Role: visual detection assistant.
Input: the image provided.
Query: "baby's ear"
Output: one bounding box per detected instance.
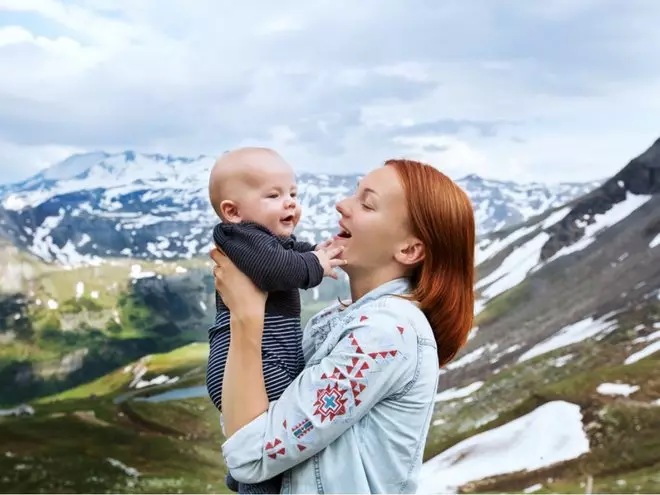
[219,200,241,223]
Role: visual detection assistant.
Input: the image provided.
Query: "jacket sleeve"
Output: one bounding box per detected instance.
[221,308,418,483]
[214,224,324,291]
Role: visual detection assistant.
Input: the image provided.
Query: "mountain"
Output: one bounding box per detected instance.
[418,137,660,493]
[0,151,598,265]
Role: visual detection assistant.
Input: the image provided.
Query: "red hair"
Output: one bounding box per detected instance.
[385,159,475,367]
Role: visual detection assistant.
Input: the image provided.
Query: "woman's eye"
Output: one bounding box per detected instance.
[361,203,374,210]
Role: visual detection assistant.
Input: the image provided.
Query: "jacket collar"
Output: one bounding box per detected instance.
[344,277,412,312]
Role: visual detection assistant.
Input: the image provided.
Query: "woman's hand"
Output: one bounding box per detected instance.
[210,246,267,321]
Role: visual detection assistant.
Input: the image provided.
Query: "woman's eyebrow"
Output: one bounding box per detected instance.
[356,180,378,196]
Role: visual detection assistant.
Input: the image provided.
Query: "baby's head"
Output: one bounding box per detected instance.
[208,147,301,237]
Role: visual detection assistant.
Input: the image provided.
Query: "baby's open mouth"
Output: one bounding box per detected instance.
[280,214,295,223]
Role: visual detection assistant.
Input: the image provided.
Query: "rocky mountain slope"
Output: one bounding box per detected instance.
[418,137,660,493]
[0,151,597,265]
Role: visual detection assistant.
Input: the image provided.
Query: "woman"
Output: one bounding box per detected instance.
[211,159,475,493]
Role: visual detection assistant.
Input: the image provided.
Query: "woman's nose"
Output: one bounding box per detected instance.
[336,198,349,216]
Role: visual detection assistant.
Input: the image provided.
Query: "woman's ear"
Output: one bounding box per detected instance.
[220,200,241,223]
[395,238,425,266]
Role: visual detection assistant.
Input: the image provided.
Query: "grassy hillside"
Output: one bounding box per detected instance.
[0,247,216,406]
[0,343,232,494]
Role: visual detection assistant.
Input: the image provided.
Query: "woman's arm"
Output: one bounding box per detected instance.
[221,311,269,437]
[220,308,417,484]
[211,246,270,435]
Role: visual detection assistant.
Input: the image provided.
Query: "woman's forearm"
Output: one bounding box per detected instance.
[222,312,269,437]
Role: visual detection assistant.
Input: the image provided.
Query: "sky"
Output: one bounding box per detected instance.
[0,0,659,185]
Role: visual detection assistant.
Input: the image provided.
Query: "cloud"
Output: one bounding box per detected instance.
[0,0,659,184]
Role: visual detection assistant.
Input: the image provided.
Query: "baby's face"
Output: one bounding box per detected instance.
[239,167,301,237]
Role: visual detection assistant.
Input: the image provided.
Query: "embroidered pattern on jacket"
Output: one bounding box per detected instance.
[313,382,349,422]
[265,437,286,459]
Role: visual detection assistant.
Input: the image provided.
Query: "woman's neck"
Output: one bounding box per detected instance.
[348,266,405,302]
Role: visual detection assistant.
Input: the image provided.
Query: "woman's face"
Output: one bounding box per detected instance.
[334,166,413,272]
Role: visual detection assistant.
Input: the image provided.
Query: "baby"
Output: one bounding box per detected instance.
[205,147,342,494]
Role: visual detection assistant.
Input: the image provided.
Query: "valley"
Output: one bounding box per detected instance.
[0,139,659,493]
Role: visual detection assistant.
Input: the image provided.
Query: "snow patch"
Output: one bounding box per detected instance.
[107,457,140,477]
[446,346,486,370]
[47,299,58,310]
[523,483,544,493]
[549,353,574,367]
[0,404,35,417]
[417,401,590,494]
[434,381,484,403]
[541,206,570,229]
[632,329,660,344]
[596,383,639,397]
[518,315,618,363]
[475,225,537,265]
[624,339,660,365]
[476,232,549,301]
[75,281,84,299]
[135,374,180,389]
[650,232,660,249]
[130,264,156,279]
[548,192,653,262]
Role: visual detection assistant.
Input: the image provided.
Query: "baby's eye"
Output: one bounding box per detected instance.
[267,193,279,199]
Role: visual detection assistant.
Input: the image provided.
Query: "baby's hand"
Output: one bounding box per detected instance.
[315,239,333,251]
[313,246,347,280]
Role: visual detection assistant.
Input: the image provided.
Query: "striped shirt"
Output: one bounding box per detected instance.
[206,221,324,412]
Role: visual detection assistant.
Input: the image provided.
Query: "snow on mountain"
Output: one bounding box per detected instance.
[0,151,597,266]
[475,137,660,314]
[417,401,590,494]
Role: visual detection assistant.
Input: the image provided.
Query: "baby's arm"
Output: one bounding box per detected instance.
[291,239,316,253]
[213,223,324,292]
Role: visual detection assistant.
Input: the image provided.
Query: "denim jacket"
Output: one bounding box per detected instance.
[221,278,439,493]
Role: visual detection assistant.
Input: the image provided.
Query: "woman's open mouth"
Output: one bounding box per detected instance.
[336,222,352,239]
